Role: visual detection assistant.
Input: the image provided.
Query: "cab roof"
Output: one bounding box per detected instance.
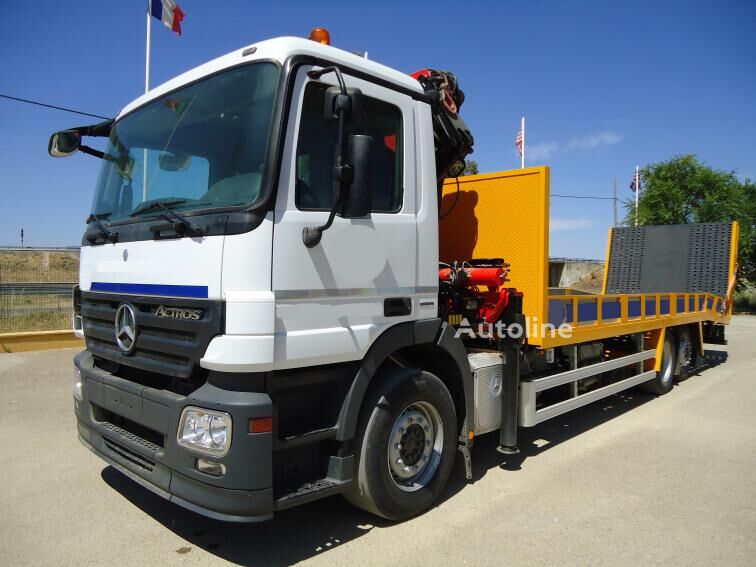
[118,36,423,119]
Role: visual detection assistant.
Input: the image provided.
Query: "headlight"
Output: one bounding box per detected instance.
[177,407,232,456]
[73,367,83,401]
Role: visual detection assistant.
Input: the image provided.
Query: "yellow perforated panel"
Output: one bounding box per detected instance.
[440,167,550,335]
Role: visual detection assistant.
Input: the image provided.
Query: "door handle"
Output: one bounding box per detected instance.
[384,297,411,317]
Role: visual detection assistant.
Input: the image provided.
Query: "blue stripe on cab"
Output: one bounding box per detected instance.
[91,282,208,299]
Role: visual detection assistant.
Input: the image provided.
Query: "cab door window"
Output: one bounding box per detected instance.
[295,82,403,212]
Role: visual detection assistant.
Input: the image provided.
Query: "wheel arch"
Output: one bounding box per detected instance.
[394,347,468,432]
[336,320,473,443]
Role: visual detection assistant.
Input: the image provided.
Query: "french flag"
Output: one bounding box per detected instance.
[150,0,185,35]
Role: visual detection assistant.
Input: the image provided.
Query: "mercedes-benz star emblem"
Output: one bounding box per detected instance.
[114,303,137,354]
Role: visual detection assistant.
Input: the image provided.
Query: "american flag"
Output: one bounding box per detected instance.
[515,129,524,157]
[630,169,641,192]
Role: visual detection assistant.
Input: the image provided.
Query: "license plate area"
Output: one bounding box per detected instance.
[104,384,143,421]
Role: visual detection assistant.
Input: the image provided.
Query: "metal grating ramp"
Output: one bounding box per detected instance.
[605,223,733,296]
[686,223,732,297]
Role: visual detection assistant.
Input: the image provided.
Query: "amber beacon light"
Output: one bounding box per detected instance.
[308,27,331,45]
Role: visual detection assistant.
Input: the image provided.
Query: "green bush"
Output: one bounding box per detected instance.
[733,288,756,313]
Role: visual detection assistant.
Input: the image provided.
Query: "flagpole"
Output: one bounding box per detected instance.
[145,1,152,93]
[143,1,152,201]
[521,116,525,169]
[634,165,639,227]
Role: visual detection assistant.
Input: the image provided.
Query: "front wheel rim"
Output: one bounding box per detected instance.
[387,401,444,492]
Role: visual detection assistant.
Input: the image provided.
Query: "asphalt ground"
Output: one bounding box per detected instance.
[1,317,754,566]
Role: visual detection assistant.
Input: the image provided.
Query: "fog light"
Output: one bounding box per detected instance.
[196,459,226,476]
[73,367,83,401]
[177,407,232,456]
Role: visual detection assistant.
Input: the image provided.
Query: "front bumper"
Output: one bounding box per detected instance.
[74,351,275,522]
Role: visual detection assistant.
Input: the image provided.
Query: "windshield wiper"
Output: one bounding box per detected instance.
[130,198,188,217]
[139,201,206,237]
[85,212,117,243]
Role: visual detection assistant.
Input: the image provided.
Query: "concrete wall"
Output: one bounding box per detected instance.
[549,260,605,291]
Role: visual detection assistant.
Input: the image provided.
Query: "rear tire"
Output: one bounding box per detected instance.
[640,332,676,395]
[344,369,457,521]
[675,326,695,381]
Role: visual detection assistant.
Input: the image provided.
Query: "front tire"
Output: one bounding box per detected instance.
[640,332,676,395]
[344,369,457,520]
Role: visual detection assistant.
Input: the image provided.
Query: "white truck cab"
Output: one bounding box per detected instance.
[57,34,478,522]
[79,37,439,373]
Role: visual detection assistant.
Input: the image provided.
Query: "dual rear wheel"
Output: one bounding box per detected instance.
[641,325,696,395]
[675,327,695,381]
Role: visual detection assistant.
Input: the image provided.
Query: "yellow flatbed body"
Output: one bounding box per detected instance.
[440,167,738,349]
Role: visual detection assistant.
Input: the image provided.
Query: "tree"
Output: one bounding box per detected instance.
[624,154,754,285]
[463,160,479,175]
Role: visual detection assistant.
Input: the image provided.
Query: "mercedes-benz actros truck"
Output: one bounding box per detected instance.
[49,30,737,523]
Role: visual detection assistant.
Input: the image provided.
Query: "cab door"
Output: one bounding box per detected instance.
[271,65,419,370]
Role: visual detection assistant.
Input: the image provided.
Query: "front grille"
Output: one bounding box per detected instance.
[103,438,157,472]
[100,421,164,453]
[139,327,194,343]
[92,404,165,449]
[81,291,222,379]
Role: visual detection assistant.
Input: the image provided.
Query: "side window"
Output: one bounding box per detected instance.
[295,82,403,212]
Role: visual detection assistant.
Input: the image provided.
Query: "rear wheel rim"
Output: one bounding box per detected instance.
[387,401,444,493]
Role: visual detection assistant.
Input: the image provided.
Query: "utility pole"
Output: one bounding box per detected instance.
[634,165,640,227]
[145,0,152,93]
[613,178,618,227]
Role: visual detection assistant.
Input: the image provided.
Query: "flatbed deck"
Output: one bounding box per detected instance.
[440,167,737,349]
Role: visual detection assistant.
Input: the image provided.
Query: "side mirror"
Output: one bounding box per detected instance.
[48,130,81,157]
[342,134,373,218]
[323,86,363,122]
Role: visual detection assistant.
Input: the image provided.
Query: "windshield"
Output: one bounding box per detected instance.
[90,62,279,223]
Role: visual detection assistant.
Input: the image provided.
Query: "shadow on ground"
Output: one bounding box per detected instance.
[102,349,728,566]
[697,348,728,372]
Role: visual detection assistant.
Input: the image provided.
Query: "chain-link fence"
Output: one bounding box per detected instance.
[0,249,79,333]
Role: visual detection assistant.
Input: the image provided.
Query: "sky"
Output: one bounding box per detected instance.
[0,0,754,258]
